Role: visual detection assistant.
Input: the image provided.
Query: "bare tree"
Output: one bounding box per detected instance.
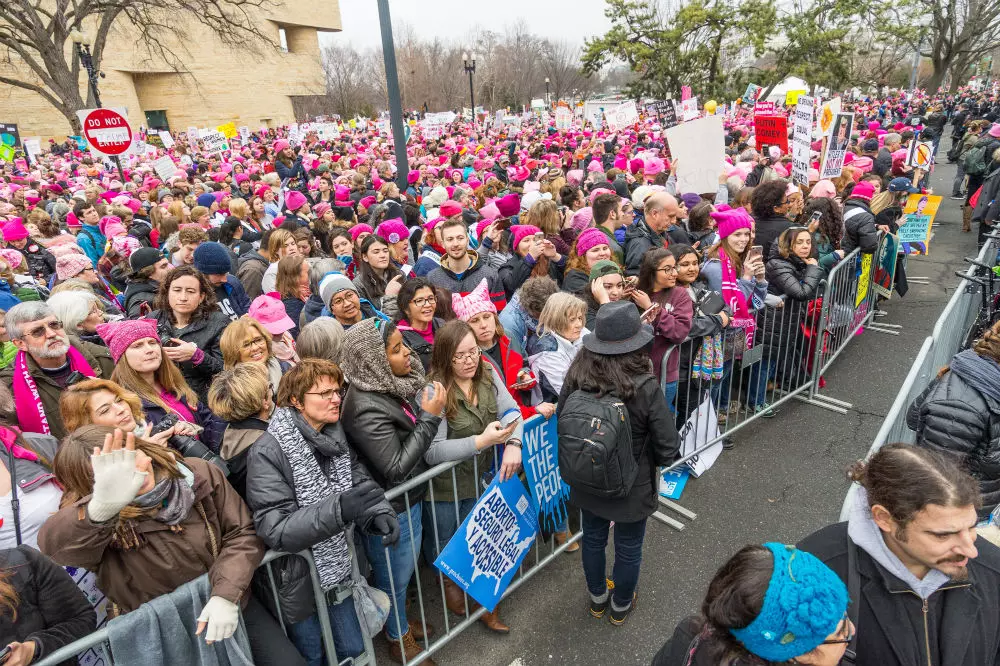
[920,0,1000,92]
[0,0,275,132]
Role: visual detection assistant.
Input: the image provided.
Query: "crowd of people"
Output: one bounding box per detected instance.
[0,84,995,666]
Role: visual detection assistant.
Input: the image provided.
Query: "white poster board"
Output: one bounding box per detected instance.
[679,97,700,121]
[152,155,178,181]
[200,129,229,154]
[605,101,639,132]
[157,131,174,149]
[820,112,855,179]
[791,95,815,186]
[664,115,725,194]
[555,107,573,131]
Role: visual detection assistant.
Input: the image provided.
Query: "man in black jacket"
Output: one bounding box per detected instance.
[798,443,1000,666]
[841,181,883,254]
[123,247,171,318]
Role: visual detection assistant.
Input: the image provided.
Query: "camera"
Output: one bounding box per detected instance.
[149,413,230,476]
[158,324,178,347]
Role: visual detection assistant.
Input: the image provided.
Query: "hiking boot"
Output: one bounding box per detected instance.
[442,578,471,616]
[386,629,434,665]
[590,579,615,618]
[409,620,434,641]
[609,592,637,626]
[555,530,580,553]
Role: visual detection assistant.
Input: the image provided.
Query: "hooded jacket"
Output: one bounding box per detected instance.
[75,224,105,268]
[427,250,506,311]
[842,200,880,254]
[624,218,668,276]
[499,252,565,301]
[299,293,325,330]
[150,309,229,402]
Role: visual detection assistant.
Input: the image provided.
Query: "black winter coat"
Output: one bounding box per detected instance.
[123,279,159,318]
[0,546,96,666]
[764,255,824,301]
[236,251,269,300]
[398,318,442,373]
[340,387,442,514]
[907,367,1000,519]
[798,522,1000,666]
[498,253,565,301]
[557,375,679,523]
[18,243,56,282]
[752,214,792,259]
[651,616,761,666]
[842,201,879,254]
[624,219,668,276]
[150,309,228,402]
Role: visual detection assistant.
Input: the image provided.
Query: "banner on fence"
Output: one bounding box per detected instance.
[755,115,788,153]
[521,416,569,531]
[434,477,538,611]
[856,253,872,307]
[873,233,899,299]
[898,194,940,255]
[664,115,724,194]
[792,95,815,186]
[679,395,722,477]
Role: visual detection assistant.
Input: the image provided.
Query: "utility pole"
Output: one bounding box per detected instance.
[376,0,409,190]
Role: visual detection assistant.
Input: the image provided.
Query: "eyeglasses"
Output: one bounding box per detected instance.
[22,320,63,339]
[306,387,346,402]
[331,292,358,307]
[453,348,481,363]
[242,336,267,350]
[411,295,436,307]
[822,613,855,645]
[657,265,679,274]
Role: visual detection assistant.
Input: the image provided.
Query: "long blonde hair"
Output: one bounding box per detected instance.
[111,347,200,414]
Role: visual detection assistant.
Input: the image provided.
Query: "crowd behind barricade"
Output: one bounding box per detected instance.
[0,86,997,666]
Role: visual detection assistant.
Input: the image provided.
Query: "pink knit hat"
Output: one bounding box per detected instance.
[375,219,409,244]
[570,207,594,234]
[849,181,876,202]
[575,227,609,256]
[273,139,290,153]
[96,318,159,363]
[56,252,93,280]
[510,224,542,251]
[284,190,307,212]
[711,208,753,239]
[478,201,501,221]
[103,221,127,238]
[809,180,837,199]
[98,215,122,236]
[358,195,377,210]
[1,220,28,242]
[495,193,520,218]
[452,279,496,321]
[0,249,23,270]
[111,235,141,259]
[350,223,374,243]
[439,201,463,218]
[249,293,295,335]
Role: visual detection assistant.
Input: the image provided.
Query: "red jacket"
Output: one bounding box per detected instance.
[482,335,537,419]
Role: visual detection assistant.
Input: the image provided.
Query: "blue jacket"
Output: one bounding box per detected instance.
[413,246,442,277]
[0,280,21,311]
[76,224,106,268]
[221,274,251,317]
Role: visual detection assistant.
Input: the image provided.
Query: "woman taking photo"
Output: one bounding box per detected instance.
[423,320,523,634]
[39,426,302,665]
[246,359,399,665]
[353,234,403,318]
[802,197,845,270]
[561,228,616,295]
[635,249,693,412]
[652,543,850,666]
[559,301,679,625]
[499,225,565,301]
[395,277,442,372]
[581,260,632,331]
[339,319,446,663]
[100,318,225,454]
[526,292,589,405]
[150,266,228,402]
[275,255,310,339]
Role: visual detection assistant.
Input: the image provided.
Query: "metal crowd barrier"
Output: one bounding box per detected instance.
[36,548,369,666]
[838,236,1000,520]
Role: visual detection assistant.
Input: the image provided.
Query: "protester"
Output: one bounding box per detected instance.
[261,228,299,294]
[46,290,105,346]
[562,227,617,295]
[275,255,310,338]
[624,192,676,275]
[749,179,793,255]
[207,363,274,500]
[499,224,565,299]
[123,247,171,318]
[427,218,506,310]
[353,234,403,317]
[296,316,345,364]
[192,241,251,321]
[527,292,589,404]
[395,277,442,372]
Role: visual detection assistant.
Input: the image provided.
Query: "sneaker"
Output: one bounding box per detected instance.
[609,592,637,626]
[754,403,777,418]
[951,194,965,200]
[589,579,615,618]
[722,436,735,450]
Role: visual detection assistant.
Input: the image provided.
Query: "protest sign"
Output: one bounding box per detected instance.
[238,126,250,143]
[146,133,164,149]
[754,115,788,153]
[679,97,699,121]
[898,194,940,255]
[158,131,174,149]
[555,107,573,131]
[873,233,899,299]
[0,124,21,162]
[216,122,238,139]
[22,138,40,164]
[646,100,677,127]
[818,98,842,137]
[152,155,178,181]
[742,83,762,105]
[520,416,570,531]
[659,468,690,500]
[434,477,538,612]
[906,140,934,169]
[856,253,872,307]
[754,101,775,116]
[665,115,724,195]
[187,127,199,145]
[820,112,855,179]
[605,101,639,131]
[785,89,808,106]
[791,95,815,186]
[200,129,229,154]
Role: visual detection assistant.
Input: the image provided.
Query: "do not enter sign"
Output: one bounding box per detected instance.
[76,107,132,156]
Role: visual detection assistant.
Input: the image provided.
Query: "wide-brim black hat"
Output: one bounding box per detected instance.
[582,300,654,355]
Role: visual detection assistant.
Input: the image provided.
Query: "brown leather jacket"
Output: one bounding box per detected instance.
[38,457,264,613]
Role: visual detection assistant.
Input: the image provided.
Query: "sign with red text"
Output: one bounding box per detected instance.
[76,107,132,157]
[754,115,788,153]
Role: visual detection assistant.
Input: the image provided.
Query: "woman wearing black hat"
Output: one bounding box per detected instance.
[558,300,679,626]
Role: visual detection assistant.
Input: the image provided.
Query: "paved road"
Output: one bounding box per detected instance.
[417,146,978,666]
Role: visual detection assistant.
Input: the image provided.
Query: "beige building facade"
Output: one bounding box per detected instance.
[0,0,340,140]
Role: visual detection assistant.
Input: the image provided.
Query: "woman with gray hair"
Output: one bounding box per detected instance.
[296,316,346,364]
[45,290,105,347]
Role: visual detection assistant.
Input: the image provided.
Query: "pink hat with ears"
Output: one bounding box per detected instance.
[65,212,81,228]
[474,218,492,240]
[587,160,604,173]
[350,223,374,243]
[567,169,584,185]
[451,279,497,321]
[614,154,627,171]
[711,208,753,239]
[510,224,542,251]
[96,318,160,363]
[359,195,377,210]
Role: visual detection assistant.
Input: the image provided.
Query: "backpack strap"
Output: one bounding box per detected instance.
[843,535,861,664]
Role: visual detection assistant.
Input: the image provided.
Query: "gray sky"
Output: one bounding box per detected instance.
[319,0,613,50]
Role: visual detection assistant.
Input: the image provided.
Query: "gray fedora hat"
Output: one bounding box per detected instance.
[582,301,653,355]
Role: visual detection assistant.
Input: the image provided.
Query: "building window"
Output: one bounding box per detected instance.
[278,27,288,53]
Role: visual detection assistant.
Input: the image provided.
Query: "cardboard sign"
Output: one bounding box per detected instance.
[856,253,872,308]
[520,415,570,532]
[22,138,40,164]
[605,101,639,132]
[820,112,855,178]
[200,129,229,154]
[157,131,174,149]
[554,107,573,131]
[754,115,788,153]
[216,122,238,139]
[434,477,538,612]
[898,194,941,255]
[679,97,699,121]
[187,127,199,145]
[785,90,808,106]
[819,98,843,137]
[906,140,934,169]
[152,155,178,181]
[873,233,899,299]
[238,126,250,143]
[792,95,815,186]
[754,101,776,116]
[664,115,725,194]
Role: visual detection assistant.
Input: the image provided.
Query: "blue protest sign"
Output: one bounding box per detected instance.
[434,477,539,611]
[659,468,690,500]
[521,415,570,531]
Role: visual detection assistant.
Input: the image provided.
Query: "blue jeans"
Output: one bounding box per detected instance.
[746,359,775,408]
[362,503,422,640]
[422,498,477,565]
[289,595,364,666]
[580,509,647,607]
[662,381,678,415]
[713,359,734,409]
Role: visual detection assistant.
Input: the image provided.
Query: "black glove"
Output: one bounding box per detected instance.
[369,513,400,547]
[338,480,385,523]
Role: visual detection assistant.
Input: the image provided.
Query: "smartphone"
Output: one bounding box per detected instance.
[495,217,511,231]
[748,245,763,261]
[625,275,638,288]
[499,408,521,428]
[534,232,545,241]
[0,645,12,665]
[809,211,822,224]
[423,383,435,401]
[640,303,661,322]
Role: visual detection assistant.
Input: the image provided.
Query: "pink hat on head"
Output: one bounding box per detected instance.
[313,202,331,218]
[350,223,374,243]
[1,219,29,242]
[249,293,295,335]
[575,227,609,256]
[111,235,141,259]
[510,224,542,251]
[96,318,159,363]
[375,219,409,244]
[849,181,876,202]
[65,212,81,228]
[273,139,290,154]
[587,160,604,173]
[807,168,820,184]
[589,187,614,205]
[0,249,23,270]
[55,252,93,281]
[629,158,644,174]
[495,193,520,218]
[644,157,665,176]
[254,184,271,198]
[989,124,1000,139]
[284,190,307,212]
[451,279,496,322]
[570,207,594,234]
[407,169,421,184]
[474,219,491,240]
[478,201,501,221]
[711,208,753,239]
[614,155,627,171]
[567,169,584,185]
[98,215,122,236]
[439,201,463,218]
[103,221,127,238]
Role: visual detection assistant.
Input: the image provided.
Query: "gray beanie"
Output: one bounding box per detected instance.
[319,272,357,307]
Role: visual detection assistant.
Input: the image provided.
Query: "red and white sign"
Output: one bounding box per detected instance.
[754,101,776,116]
[75,107,132,157]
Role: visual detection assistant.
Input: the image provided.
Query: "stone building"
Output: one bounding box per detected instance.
[0,0,339,140]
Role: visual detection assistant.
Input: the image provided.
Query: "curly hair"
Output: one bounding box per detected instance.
[974,319,1000,365]
[802,197,843,249]
[153,265,218,324]
[750,179,788,221]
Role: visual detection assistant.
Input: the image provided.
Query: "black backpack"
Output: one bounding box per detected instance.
[557,389,638,499]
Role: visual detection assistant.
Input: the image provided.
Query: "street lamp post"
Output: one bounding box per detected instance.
[463,52,476,125]
[545,77,550,107]
[71,30,124,181]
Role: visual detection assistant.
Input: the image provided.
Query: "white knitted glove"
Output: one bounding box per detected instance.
[196,596,239,642]
[86,447,148,522]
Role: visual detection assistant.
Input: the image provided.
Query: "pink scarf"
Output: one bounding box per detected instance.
[13,348,95,434]
[719,252,755,349]
[0,426,38,462]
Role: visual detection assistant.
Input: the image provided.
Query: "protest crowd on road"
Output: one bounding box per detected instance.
[1,84,1000,666]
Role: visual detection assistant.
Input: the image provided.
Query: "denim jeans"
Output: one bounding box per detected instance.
[362,503,422,640]
[745,359,776,408]
[580,509,647,607]
[713,359,734,409]
[662,381,678,415]
[289,595,364,666]
[421,498,477,565]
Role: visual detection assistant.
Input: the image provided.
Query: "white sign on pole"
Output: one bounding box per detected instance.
[238,126,250,143]
[820,112,855,179]
[791,95,815,186]
[22,138,41,164]
[605,101,639,132]
[555,107,573,131]
[679,97,700,122]
[158,131,174,149]
[664,115,725,194]
[152,155,178,181]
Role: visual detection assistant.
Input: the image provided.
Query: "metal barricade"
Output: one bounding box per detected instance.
[36,549,368,666]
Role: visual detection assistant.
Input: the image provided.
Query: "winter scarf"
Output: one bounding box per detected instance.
[339,319,425,402]
[267,407,353,589]
[131,463,196,526]
[13,347,95,434]
[950,348,1000,402]
[691,333,725,382]
[720,252,755,349]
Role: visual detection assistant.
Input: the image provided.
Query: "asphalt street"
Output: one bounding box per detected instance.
[409,142,978,666]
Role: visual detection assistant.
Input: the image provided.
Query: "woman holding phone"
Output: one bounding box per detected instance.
[499,225,565,301]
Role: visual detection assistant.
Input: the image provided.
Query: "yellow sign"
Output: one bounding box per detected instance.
[216,122,237,139]
[856,253,872,308]
[348,119,357,129]
[785,90,807,106]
